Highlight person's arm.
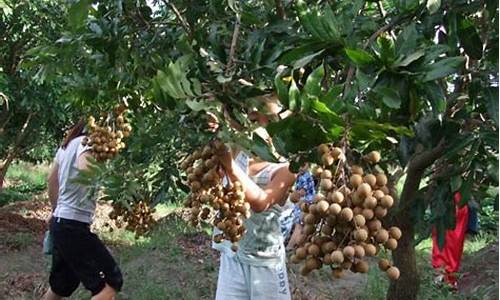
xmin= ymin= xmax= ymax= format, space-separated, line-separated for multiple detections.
xmin=225 ymin=159 xmax=296 ymax=213
xmin=76 ymin=150 xmax=92 ymax=171
xmin=47 ymin=161 xmax=59 ymax=212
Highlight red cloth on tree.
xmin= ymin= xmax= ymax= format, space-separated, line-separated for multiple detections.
xmin=431 ymin=192 xmax=469 ymax=285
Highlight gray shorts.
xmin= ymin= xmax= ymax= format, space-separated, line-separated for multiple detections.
xmin=215 ymin=252 xmax=291 ymax=300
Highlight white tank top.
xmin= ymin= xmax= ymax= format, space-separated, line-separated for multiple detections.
xmin=52 ymin=136 xmax=95 ymax=224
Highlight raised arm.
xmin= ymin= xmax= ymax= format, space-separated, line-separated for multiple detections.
xmin=223 ymin=158 xmax=296 ymax=213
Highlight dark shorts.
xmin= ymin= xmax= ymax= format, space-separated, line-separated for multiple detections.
xmin=49 ymin=217 xmax=123 ymax=297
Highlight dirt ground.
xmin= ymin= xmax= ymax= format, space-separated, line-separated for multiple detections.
xmin=0 ymin=199 xmax=497 ymax=300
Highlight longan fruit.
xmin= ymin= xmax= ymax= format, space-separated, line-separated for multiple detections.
xmin=354 ymin=260 xmax=369 ymax=273
xmin=353 ymin=214 xmax=366 ymax=227
xmin=342 ymin=246 xmax=355 ymax=258
xmin=385 ymin=238 xmax=398 ymax=250
xmin=389 ymin=227 xmax=402 ymax=240
xmin=321 ymin=241 xmax=337 ymax=254
xmin=354 ymin=245 xmax=366 ymax=258
xmin=305 ymin=257 xmax=321 ymax=270
xmin=321 ymin=224 xmax=334 ymax=235
xmin=321 ymin=179 xmax=334 ymax=191
xmin=367 ymin=219 xmax=382 ymax=232
xmin=363 ymin=174 xmax=377 ymax=188
xmin=375 ymin=229 xmax=389 ymax=243
xmin=354 ymin=229 xmax=368 ymax=242
xmin=373 ymin=190 xmax=385 ymax=200
xmin=328 ymin=203 xmax=342 ymax=215
xmin=351 ymin=165 xmax=364 ymax=175
xmin=290 ymin=254 xmax=301 ymax=264
xmin=363 ymin=196 xmax=378 ymax=209
xmin=374 ymin=206 xmax=388 ymax=218
xmin=321 ymin=169 xmax=333 ymax=179
xmin=376 ymin=173 xmax=388 ymax=186
xmin=350 ymin=174 xmax=363 ymax=188
xmin=363 ymin=243 xmax=377 ymax=256
xmin=351 ymin=192 xmax=364 ymax=206
xmin=380 ymin=195 xmax=394 ymax=208
xmin=357 ymin=183 xmax=372 ymax=198
xmin=331 ymin=250 xmax=344 ymax=264
xmin=362 ymin=208 xmax=374 ymax=220
xmin=378 ymin=259 xmax=391 ymax=271
xmin=308 ymin=244 xmax=321 ymax=257
xmin=318 ymin=144 xmax=329 ymax=154
xmin=329 ymin=191 xmax=344 ymax=204
xmin=316 ymin=200 xmax=330 ymax=215
xmin=303 ymin=224 xmax=316 ymax=235
xmin=332 ymin=268 xmax=344 ymax=278
xmin=295 ymin=247 xmax=307 ymax=259
xmin=322 ymin=153 xmax=334 ymax=166
xmin=313 ymin=193 xmax=325 ymax=202
xmin=386 ymin=266 xmax=400 ymax=280
xmin=340 ymin=260 xmax=353 ymax=270
xmin=304 ymin=213 xmax=318 ymax=225
xmin=340 ymin=207 xmax=354 ymax=222
xmin=366 ymin=151 xmax=381 ymax=164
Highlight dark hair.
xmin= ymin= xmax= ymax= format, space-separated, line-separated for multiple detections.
xmin=61 ymin=119 xmax=86 ymax=149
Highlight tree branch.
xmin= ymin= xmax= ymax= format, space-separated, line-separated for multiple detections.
xmin=226 ymin=13 xmax=241 ymax=73
xmin=162 ymin=0 xmax=192 ymax=39
xmin=275 ymin=0 xmax=286 ymax=19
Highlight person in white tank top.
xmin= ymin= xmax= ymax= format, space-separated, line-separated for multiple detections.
xmin=42 ymin=120 xmax=122 ymax=300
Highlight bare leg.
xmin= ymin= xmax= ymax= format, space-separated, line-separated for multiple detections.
xmin=42 ymin=288 xmax=63 ymax=300
xmin=91 ymin=283 xmax=117 ymax=300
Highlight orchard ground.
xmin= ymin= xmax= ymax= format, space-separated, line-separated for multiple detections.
xmin=0 ymin=164 xmax=498 ymax=300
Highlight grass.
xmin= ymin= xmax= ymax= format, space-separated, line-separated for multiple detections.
xmin=362 ymin=232 xmax=498 ymax=300
xmin=0 ymin=232 xmax=35 ymax=251
xmin=0 ymin=162 xmax=49 ymax=206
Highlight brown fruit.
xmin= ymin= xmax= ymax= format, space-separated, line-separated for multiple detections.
xmin=363 ymin=196 xmax=378 ymax=209
xmin=363 ymin=174 xmax=377 ymax=188
xmin=366 ymin=151 xmax=381 ymax=164
xmin=321 ymin=241 xmax=337 ymax=254
xmin=312 ymin=166 xmax=323 ymax=178
xmin=342 ymin=246 xmax=355 ymax=258
xmin=354 ymin=245 xmax=366 ymax=258
xmin=378 ymin=259 xmax=391 ymax=271
xmin=351 ymin=165 xmax=364 ymax=175
xmin=318 ymin=144 xmax=329 ymax=154
xmin=321 ymin=224 xmax=333 ymax=235
xmin=380 ymin=195 xmax=394 ymax=208
xmin=380 ymin=186 xmax=390 ymax=194
xmin=308 ymin=244 xmax=321 ymax=257
xmin=328 ymin=203 xmax=342 ymax=215
xmin=362 ymin=208 xmax=374 ymax=220
xmin=305 ymin=257 xmax=321 ymax=270
xmin=332 ymin=268 xmax=344 ymax=278
xmin=331 ymin=250 xmax=344 ymax=264
xmin=374 ymin=206 xmax=388 ymax=218
xmin=323 ymin=253 xmax=333 ymax=265
xmin=329 ymin=191 xmax=344 ymax=204
xmin=385 ymin=238 xmax=398 ymax=250
xmin=331 ymin=147 xmax=342 ymax=158
xmin=354 ymin=229 xmax=368 ymax=242
xmin=325 ymin=215 xmax=337 ymax=226
xmin=367 ymin=219 xmax=382 ymax=232
xmin=320 ymin=178 xmax=334 ymax=191
xmin=376 ymin=173 xmax=388 ymax=186
xmin=386 ymin=266 xmax=400 ymax=280
xmin=300 ymin=266 xmax=311 ymax=276
xmin=303 ymin=224 xmax=316 ymax=235
xmin=353 ymin=206 xmax=363 ymax=215
xmin=389 ymin=227 xmax=402 ymax=240
xmin=340 ymin=260 xmax=353 ymax=270
xmin=313 ymin=193 xmax=325 ymax=203
xmin=373 ymin=190 xmax=385 ymax=200
xmin=353 ymin=214 xmax=366 ymax=227
xmin=295 ymin=247 xmax=307 ymax=259
xmin=304 ymin=213 xmax=318 ymax=225
xmin=316 ymin=200 xmax=330 ymax=215
xmin=340 ymin=207 xmax=354 ymax=222
xmin=375 ymin=229 xmax=389 ymax=243
xmin=351 ymin=192 xmax=364 ymax=206
xmin=363 ymin=243 xmax=377 ymax=256
xmin=354 ymin=260 xmax=369 ymax=273
xmin=290 ymin=254 xmax=301 ymax=264
xmin=350 ymin=174 xmax=363 ymax=188
xmin=300 ymin=202 xmax=309 ymax=213
xmin=321 ymin=153 xmax=334 ymax=166
xmin=321 ymin=169 xmax=333 ymax=179
xmin=357 ymin=183 xmax=372 ymax=198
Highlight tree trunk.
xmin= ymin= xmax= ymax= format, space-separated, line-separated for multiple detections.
xmin=387 ymin=208 xmax=419 ymax=300
xmin=0 ymin=113 xmax=34 ymax=189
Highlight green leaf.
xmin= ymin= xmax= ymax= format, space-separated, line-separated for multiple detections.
xmin=304 ymin=64 xmax=324 ymax=97
xmin=376 ymin=87 xmax=402 ymax=109
xmin=68 ymin=0 xmax=92 ymax=30
xmin=288 ymin=79 xmax=300 ymax=111
xmin=250 ymin=135 xmax=279 ymax=163
xmin=424 ymin=82 xmax=446 ymax=114
xmin=396 ymin=23 xmax=418 ymax=56
xmin=345 ymin=48 xmax=375 ymax=65
xmin=292 ymin=50 xmax=325 ymax=69
xmin=484 ymin=87 xmax=498 ymax=127
xmin=426 ymin=0 xmax=441 ymax=14
xmin=450 ymin=176 xmax=463 ymax=192
xmin=423 ymin=57 xmax=465 ymax=82
xmin=274 ymin=73 xmax=289 ymax=108
xmin=457 ymin=17 xmax=483 ymax=60
xmin=443 ymin=134 xmax=476 ymax=159
xmin=310 ymin=100 xmax=345 ymax=126
xmin=393 ymin=50 xmax=425 ymax=68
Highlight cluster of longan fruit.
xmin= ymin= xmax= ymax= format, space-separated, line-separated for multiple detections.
xmin=82 ymin=104 xmax=131 ymax=161
xmin=109 ymin=200 xmax=157 ymax=238
xmin=181 ymin=141 xmax=251 ymax=251
xmin=289 ymin=144 xmax=401 ymax=281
